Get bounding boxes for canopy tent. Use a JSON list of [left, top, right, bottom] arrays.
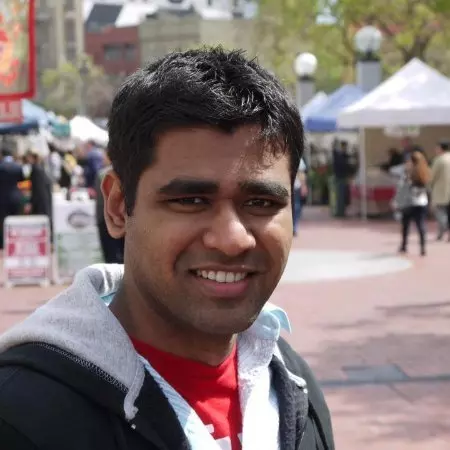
[[70, 115, 108, 147], [338, 59, 450, 128], [304, 85, 366, 133], [0, 100, 50, 134], [300, 91, 328, 119]]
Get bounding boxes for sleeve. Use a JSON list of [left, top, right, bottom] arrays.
[[0, 418, 38, 449], [429, 159, 440, 188]]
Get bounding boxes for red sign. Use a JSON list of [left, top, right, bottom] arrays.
[[0, 0, 36, 101], [0, 98, 22, 122], [3, 216, 51, 287]]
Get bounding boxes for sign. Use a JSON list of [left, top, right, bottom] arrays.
[[53, 199, 102, 284], [0, 98, 21, 122], [383, 126, 420, 138], [3, 215, 51, 287], [0, 0, 36, 101]]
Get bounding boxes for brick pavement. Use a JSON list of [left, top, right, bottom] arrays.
[[0, 207, 449, 449]]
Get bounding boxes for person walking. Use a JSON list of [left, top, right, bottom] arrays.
[[0, 48, 334, 450], [393, 151, 430, 256], [429, 140, 450, 241], [293, 158, 308, 236]]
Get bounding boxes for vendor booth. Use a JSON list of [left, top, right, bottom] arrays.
[[338, 59, 450, 218]]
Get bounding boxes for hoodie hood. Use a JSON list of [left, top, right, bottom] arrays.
[[0, 264, 293, 422]]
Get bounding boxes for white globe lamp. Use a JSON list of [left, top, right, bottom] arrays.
[[354, 25, 382, 58], [294, 52, 318, 79]]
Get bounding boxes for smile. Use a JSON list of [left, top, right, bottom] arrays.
[[195, 270, 248, 283]]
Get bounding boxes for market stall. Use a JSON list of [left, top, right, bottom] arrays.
[[338, 58, 450, 218]]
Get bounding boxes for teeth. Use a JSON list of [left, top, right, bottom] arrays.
[[196, 270, 247, 283]]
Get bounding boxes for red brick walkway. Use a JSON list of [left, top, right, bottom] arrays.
[[1, 207, 449, 449]]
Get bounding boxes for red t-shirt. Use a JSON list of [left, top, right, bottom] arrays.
[[131, 337, 242, 450]]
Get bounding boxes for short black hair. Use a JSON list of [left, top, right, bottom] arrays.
[[108, 47, 303, 215]]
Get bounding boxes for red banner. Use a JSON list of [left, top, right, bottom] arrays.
[[0, 0, 36, 100]]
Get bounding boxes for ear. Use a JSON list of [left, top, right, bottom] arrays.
[[102, 170, 126, 239]]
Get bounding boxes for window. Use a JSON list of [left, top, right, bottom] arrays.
[[103, 44, 122, 61], [124, 44, 137, 61]]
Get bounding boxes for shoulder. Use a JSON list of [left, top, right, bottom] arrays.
[[277, 337, 335, 450], [0, 365, 113, 449]]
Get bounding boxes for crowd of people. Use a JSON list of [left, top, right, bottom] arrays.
[[0, 140, 124, 263], [391, 139, 450, 256]]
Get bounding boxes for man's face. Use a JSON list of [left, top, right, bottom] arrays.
[[122, 126, 293, 336]]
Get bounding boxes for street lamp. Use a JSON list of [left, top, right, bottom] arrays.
[[294, 52, 318, 110], [77, 58, 89, 117], [354, 25, 382, 92], [354, 25, 383, 61]]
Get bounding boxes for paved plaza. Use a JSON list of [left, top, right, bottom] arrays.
[[1, 208, 449, 449]]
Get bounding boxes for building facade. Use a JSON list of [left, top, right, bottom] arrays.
[[35, 0, 85, 100]]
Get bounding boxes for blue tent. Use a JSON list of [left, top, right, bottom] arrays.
[[304, 85, 366, 132], [0, 100, 49, 134]]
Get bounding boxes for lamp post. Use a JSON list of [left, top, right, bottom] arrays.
[[77, 58, 89, 117], [354, 25, 382, 92], [294, 52, 318, 110]]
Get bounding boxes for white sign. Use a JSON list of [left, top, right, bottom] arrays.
[[383, 126, 420, 138], [3, 215, 51, 287], [53, 200, 102, 284]]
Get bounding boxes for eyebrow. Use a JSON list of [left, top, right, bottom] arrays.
[[157, 177, 289, 199], [158, 178, 219, 195], [239, 180, 290, 199]]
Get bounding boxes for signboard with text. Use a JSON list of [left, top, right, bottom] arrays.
[[3, 215, 51, 287]]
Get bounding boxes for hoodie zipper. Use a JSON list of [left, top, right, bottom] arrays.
[[29, 342, 127, 392]]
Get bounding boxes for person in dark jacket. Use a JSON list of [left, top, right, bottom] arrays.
[[0, 148, 24, 248], [0, 48, 334, 450], [26, 151, 53, 218]]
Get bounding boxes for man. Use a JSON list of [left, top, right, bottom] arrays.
[[430, 140, 450, 241], [83, 140, 105, 188], [293, 158, 308, 236], [0, 148, 24, 248], [332, 140, 350, 217], [0, 48, 334, 450]]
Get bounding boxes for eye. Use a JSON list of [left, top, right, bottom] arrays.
[[244, 199, 277, 208], [166, 197, 209, 212], [168, 197, 207, 205]]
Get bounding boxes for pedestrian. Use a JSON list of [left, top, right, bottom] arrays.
[[0, 148, 24, 248], [393, 151, 430, 256], [293, 158, 308, 236], [429, 140, 450, 241], [0, 48, 334, 450], [332, 140, 350, 217]]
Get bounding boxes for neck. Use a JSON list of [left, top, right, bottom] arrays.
[[110, 283, 236, 366]]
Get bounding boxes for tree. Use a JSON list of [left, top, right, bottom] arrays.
[[41, 55, 115, 118], [255, 0, 450, 88]]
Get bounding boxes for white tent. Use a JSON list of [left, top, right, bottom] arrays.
[[70, 116, 108, 147], [338, 59, 450, 128]]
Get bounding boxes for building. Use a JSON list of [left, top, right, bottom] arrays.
[[83, 0, 257, 77], [35, 0, 85, 100]]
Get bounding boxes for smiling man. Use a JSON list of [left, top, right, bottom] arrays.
[[0, 48, 333, 450]]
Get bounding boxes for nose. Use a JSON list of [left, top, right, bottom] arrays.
[[202, 204, 256, 257]]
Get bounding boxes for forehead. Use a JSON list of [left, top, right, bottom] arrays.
[[147, 125, 291, 184]]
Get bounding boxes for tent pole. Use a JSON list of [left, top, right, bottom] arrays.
[[359, 127, 368, 221]]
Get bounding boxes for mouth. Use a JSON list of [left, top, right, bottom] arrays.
[[193, 270, 251, 283], [188, 269, 255, 298]]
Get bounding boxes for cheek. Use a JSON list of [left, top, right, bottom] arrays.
[[260, 211, 293, 268]]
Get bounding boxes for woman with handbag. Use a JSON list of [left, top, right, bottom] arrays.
[[392, 151, 430, 256]]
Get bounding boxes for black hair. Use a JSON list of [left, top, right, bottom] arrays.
[[107, 47, 303, 215]]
